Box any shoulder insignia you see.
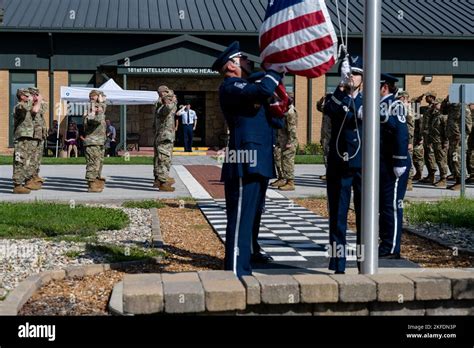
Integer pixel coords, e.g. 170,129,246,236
234,82,247,89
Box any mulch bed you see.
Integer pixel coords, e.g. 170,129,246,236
295,198,474,268
19,200,224,316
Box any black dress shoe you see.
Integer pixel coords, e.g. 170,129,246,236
379,253,401,259
251,252,274,263
334,271,345,274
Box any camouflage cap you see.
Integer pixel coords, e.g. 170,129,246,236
398,90,409,98
158,85,171,93
89,90,101,97
433,97,444,104
16,88,31,99
424,91,437,98
28,87,40,95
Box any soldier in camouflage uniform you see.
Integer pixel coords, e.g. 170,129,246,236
28,87,48,188
83,90,107,193
411,98,425,181
466,104,474,183
444,99,472,191
398,91,415,190
12,89,37,194
317,94,331,181
418,91,438,184
153,85,177,192
428,98,449,188
271,97,298,191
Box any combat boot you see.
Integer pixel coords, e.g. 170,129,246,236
412,171,422,181
33,175,45,183
279,179,295,191
447,174,454,180
24,179,42,191
153,178,161,188
167,176,176,184
13,184,31,194
420,173,435,184
466,175,474,184
159,181,175,192
97,178,106,190
448,179,462,191
270,179,285,187
406,179,413,191
88,180,103,193
434,178,447,188
320,175,327,180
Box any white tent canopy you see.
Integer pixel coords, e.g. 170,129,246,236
60,78,159,105
56,79,159,156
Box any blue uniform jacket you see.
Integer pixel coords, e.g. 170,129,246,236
219,70,283,180
380,94,410,168
324,87,364,169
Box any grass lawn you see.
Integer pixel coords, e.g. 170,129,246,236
85,243,164,263
295,155,324,164
0,155,153,165
211,154,324,165
405,198,474,229
0,202,129,239
122,200,166,209
1,154,324,165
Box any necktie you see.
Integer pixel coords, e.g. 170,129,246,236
186,110,190,125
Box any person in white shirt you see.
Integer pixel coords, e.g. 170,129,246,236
176,104,198,152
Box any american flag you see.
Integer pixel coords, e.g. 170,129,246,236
259,0,338,78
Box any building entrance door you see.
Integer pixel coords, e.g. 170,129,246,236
174,92,206,147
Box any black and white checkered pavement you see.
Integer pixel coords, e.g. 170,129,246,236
198,197,358,270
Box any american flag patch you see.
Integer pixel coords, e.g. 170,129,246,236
259,0,338,78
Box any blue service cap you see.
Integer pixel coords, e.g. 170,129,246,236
380,73,399,84
349,55,363,74
212,41,242,72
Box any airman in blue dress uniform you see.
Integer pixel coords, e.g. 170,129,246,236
378,73,411,259
323,56,364,274
212,41,284,277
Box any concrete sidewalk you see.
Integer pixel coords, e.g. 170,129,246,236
1,159,472,203
284,165,474,200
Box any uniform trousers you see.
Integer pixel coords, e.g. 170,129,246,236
224,174,269,277
379,160,410,256
326,164,362,273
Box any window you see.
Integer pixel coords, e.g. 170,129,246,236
284,74,295,94
9,71,36,146
454,75,474,84
325,74,340,94
69,72,96,87
392,74,406,92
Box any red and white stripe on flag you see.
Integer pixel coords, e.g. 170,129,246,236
259,0,338,78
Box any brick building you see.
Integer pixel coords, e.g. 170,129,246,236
0,0,473,153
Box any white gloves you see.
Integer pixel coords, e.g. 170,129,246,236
357,106,363,120
340,57,351,85
393,167,407,178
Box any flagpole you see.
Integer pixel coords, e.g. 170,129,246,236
361,0,382,274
